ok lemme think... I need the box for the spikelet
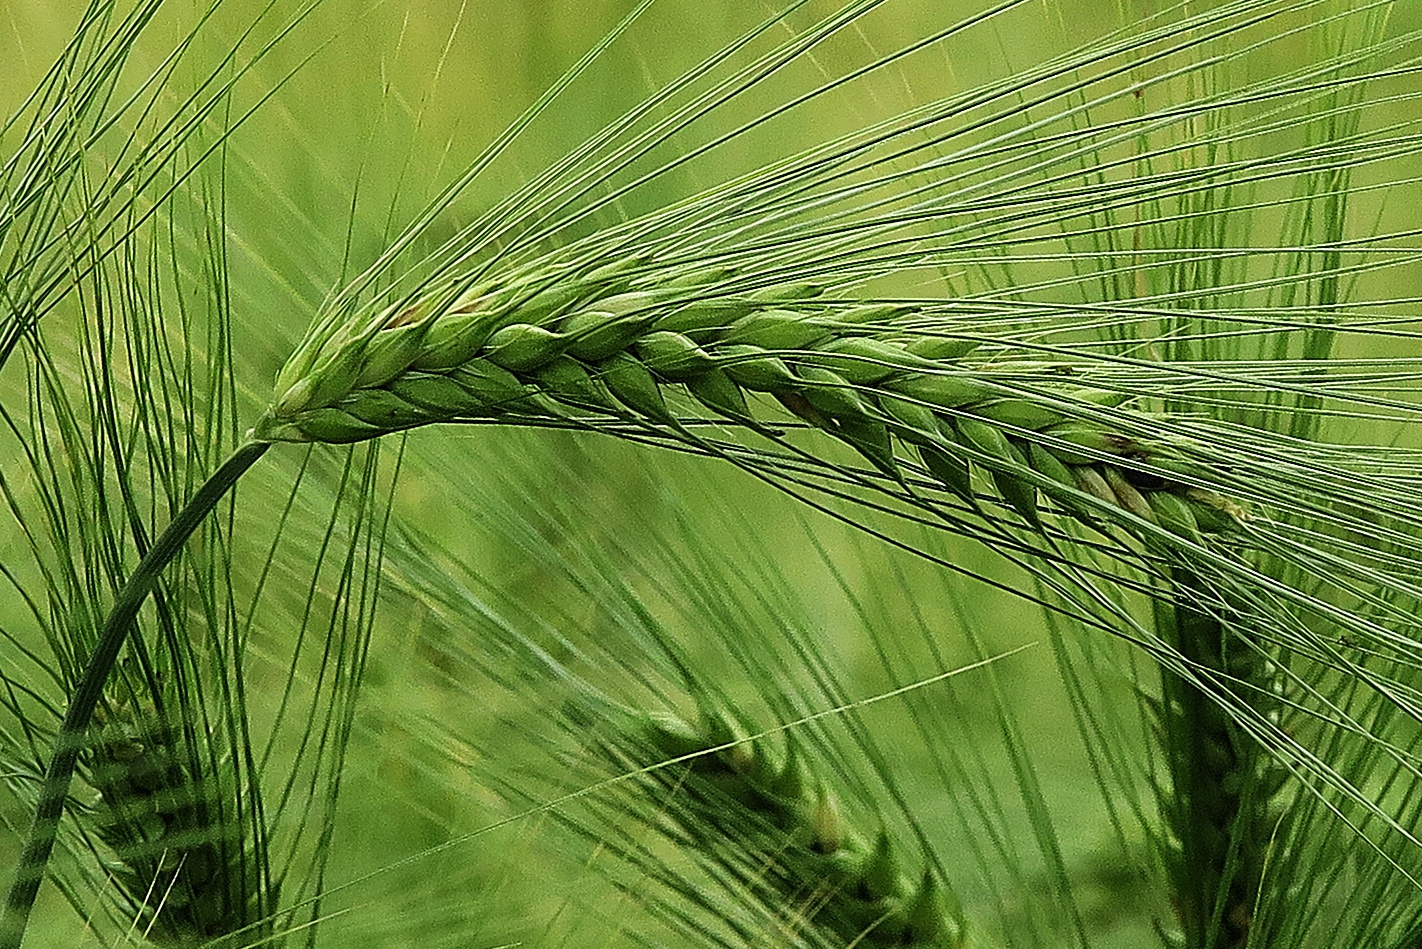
[597,706,963,948]
[252,262,1245,547]
[85,692,274,947]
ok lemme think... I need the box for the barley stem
[0,441,270,949]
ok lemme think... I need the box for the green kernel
[717,344,797,391]
[636,331,716,381]
[483,323,567,372]
[725,309,831,350]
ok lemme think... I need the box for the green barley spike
[1152,579,1286,949]
[85,695,275,947]
[253,260,1247,549]
[599,706,964,948]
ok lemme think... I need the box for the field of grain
[3,3,1422,947]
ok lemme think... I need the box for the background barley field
[3,1,1422,947]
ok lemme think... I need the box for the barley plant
[2,0,1421,946]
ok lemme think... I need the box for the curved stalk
[0,441,271,949]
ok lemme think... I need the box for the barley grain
[1154,582,1285,949]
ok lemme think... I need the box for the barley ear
[255,267,1246,552]
[86,690,276,946]
[596,704,964,948]
[1,443,270,949]
[1153,576,1285,949]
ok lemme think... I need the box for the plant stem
[0,440,270,949]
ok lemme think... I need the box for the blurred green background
[4,1,1419,946]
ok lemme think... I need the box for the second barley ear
[620,708,965,947]
[86,696,276,947]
